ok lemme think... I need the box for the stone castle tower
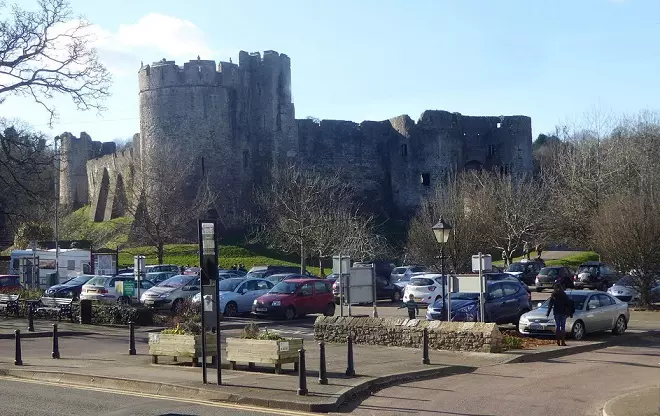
[58,50,533,222]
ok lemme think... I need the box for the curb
[0,364,475,412]
[0,331,93,340]
[602,385,660,416]
[504,330,659,364]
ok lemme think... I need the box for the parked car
[44,274,95,299]
[265,273,309,285]
[80,275,154,304]
[391,265,427,284]
[426,280,532,326]
[145,271,178,285]
[0,275,21,293]
[535,266,574,292]
[253,278,335,320]
[246,265,315,279]
[485,272,521,282]
[218,269,246,277]
[140,275,200,311]
[214,277,274,317]
[332,274,403,304]
[402,274,448,306]
[505,260,545,285]
[323,273,346,285]
[145,264,180,273]
[573,261,620,291]
[519,290,629,340]
[354,260,396,281]
[607,276,660,303]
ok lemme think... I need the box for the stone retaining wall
[314,316,503,353]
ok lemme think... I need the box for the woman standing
[546,283,574,346]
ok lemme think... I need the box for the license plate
[529,323,542,330]
[144,300,154,305]
[256,308,267,312]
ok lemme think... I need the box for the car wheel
[324,303,335,317]
[392,291,401,303]
[171,298,183,313]
[536,288,543,293]
[284,306,296,320]
[571,320,586,340]
[612,315,627,335]
[224,302,238,317]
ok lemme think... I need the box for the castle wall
[86,148,134,222]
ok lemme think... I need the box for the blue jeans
[554,314,567,332]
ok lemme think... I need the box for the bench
[0,294,20,316]
[36,297,75,322]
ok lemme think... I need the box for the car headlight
[272,301,281,306]
[159,292,171,298]
[253,299,259,305]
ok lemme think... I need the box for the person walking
[546,283,575,346]
[398,294,419,319]
[536,243,543,259]
[523,241,530,260]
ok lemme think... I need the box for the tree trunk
[157,242,164,265]
[319,252,325,277]
[300,238,306,273]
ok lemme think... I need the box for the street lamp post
[432,217,452,322]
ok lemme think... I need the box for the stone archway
[93,168,110,222]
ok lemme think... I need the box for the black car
[573,261,619,291]
[535,266,573,292]
[505,260,545,285]
[332,274,403,303]
[246,265,315,279]
[44,274,95,299]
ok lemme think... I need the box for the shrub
[502,335,523,350]
[163,299,202,335]
[91,304,154,326]
[239,323,283,341]
[0,288,44,299]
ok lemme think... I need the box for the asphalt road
[0,377,315,416]
[335,334,660,416]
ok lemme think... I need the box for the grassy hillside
[494,251,599,270]
[118,244,323,275]
[60,206,132,248]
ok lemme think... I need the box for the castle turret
[58,132,91,212]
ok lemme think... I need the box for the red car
[252,278,335,320]
[0,275,22,293]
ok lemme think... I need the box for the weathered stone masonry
[58,50,533,221]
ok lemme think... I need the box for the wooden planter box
[148,332,217,365]
[226,337,303,374]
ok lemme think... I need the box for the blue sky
[3,0,659,142]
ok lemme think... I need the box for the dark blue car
[426,280,532,326]
[44,274,95,299]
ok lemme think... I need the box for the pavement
[602,385,660,416]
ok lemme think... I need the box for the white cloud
[91,13,218,76]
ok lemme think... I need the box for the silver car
[608,276,660,303]
[519,290,629,340]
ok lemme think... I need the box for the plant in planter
[226,323,303,374]
[148,300,214,365]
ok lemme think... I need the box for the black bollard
[345,335,355,377]
[297,347,308,396]
[14,329,22,366]
[422,327,430,365]
[128,321,136,356]
[318,341,328,385]
[52,324,60,359]
[27,303,34,332]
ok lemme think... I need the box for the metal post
[422,327,430,364]
[128,321,136,355]
[318,341,328,385]
[27,303,34,332]
[441,245,446,320]
[54,136,60,285]
[345,335,355,376]
[216,288,222,385]
[14,330,22,365]
[52,324,60,359]
[479,252,485,323]
[201,295,207,384]
[297,347,308,395]
[447,274,452,322]
[339,253,343,317]
[371,264,378,318]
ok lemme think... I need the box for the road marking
[0,375,317,416]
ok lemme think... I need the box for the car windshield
[218,278,244,292]
[578,265,599,275]
[392,267,407,274]
[539,294,588,310]
[86,276,108,286]
[158,275,192,288]
[409,278,435,286]
[506,264,525,273]
[64,275,93,285]
[246,271,266,279]
[614,276,635,286]
[451,292,480,300]
[540,268,559,277]
[270,281,300,294]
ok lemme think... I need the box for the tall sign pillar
[198,220,220,385]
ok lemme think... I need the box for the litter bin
[79,299,92,324]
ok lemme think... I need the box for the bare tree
[252,165,365,274]
[0,0,111,125]
[128,143,216,264]
[406,173,482,273]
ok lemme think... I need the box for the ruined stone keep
[58,50,533,222]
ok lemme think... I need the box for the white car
[80,275,155,304]
[192,278,273,317]
[140,275,200,311]
[402,274,448,305]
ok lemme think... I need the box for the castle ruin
[58,50,533,222]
